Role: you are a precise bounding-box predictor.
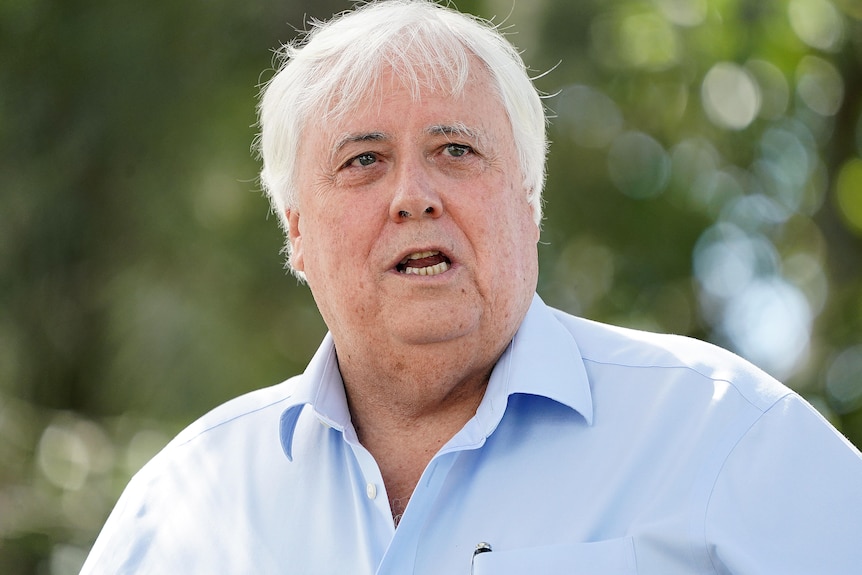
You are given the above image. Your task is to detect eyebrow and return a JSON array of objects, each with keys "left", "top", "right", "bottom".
[
  {"left": 332, "top": 131, "right": 388, "bottom": 156},
  {"left": 427, "top": 123, "right": 480, "bottom": 140}
]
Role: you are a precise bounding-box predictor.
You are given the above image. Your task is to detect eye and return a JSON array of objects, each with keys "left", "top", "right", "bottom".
[
  {"left": 346, "top": 152, "right": 377, "bottom": 168},
  {"left": 444, "top": 143, "right": 472, "bottom": 158}
]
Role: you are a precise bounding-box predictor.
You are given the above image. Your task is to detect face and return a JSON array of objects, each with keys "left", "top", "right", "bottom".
[{"left": 288, "top": 65, "right": 539, "bottom": 361}]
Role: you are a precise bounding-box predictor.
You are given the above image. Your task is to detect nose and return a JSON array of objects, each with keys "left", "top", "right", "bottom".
[{"left": 389, "top": 160, "right": 443, "bottom": 222}]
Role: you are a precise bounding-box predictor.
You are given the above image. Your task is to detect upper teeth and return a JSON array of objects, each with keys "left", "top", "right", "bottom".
[{"left": 401, "top": 250, "right": 438, "bottom": 263}]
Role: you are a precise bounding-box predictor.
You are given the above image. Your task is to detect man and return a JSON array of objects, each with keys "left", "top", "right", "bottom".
[{"left": 81, "top": 1, "right": 862, "bottom": 573}]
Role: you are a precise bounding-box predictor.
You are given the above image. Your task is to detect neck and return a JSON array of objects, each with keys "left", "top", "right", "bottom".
[
  {"left": 335, "top": 339, "right": 503, "bottom": 525},
  {"left": 337, "top": 338, "right": 499, "bottom": 439}
]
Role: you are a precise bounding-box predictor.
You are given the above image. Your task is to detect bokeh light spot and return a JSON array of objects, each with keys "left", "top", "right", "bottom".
[
  {"left": 620, "top": 12, "right": 679, "bottom": 70},
  {"left": 591, "top": 9, "right": 680, "bottom": 71},
  {"left": 721, "top": 277, "right": 812, "bottom": 380},
  {"left": 754, "top": 126, "right": 814, "bottom": 212},
  {"left": 702, "top": 62, "right": 761, "bottom": 130},
  {"left": 549, "top": 236, "right": 616, "bottom": 315},
  {"left": 783, "top": 251, "right": 829, "bottom": 315},
  {"left": 34, "top": 416, "right": 113, "bottom": 494},
  {"left": 670, "top": 138, "right": 721, "bottom": 192},
  {"left": 796, "top": 55, "right": 844, "bottom": 117},
  {"left": 655, "top": 0, "right": 708, "bottom": 26},
  {"left": 693, "top": 223, "right": 780, "bottom": 300},
  {"left": 38, "top": 423, "right": 90, "bottom": 491},
  {"left": 834, "top": 157, "right": 862, "bottom": 235},
  {"left": 688, "top": 168, "right": 745, "bottom": 216},
  {"left": 788, "top": 0, "right": 845, "bottom": 52},
  {"left": 746, "top": 59, "right": 790, "bottom": 121},
  {"left": 555, "top": 84, "right": 624, "bottom": 149},
  {"left": 825, "top": 344, "right": 862, "bottom": 413},
  {"left": 607, "top": 131, "right": 670, "bottom": 199},
  {"left": 720, "top": 194, "right": 791, "bottom": 230}
]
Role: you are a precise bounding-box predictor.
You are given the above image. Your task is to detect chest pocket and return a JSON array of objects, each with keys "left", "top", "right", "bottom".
[{"left": 471, "top": 537, "right": 637, "bottom": 575}]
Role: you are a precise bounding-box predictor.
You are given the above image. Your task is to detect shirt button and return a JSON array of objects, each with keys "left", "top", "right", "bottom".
[{"left": 366, "top": 483, "right": 377, "bottom": 500}]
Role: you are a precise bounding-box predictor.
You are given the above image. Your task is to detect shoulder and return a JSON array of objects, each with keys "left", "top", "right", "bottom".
[
  {"left": 166, "top": 375, "right": 302, "bottom": 448},
  {"left": 80, "top": 378, "right": 307, "bottom": 574},
  {"left": 114, "top": 376, "right": 303, "bottom": 488},
  {"left": 547, "top": 305, "right": 791, "bottom": 413}
]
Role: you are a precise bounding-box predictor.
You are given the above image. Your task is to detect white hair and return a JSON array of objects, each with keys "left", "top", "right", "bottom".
[{"left": 256, "top": 0, "right": 547, "bottom": 269}]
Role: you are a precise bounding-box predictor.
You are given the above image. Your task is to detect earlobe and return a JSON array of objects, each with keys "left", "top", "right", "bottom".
[{"left": 286, "top": 209, "right": 305, "bottom": 272}]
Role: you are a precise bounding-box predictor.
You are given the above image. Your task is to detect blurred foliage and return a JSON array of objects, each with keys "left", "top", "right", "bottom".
[{"left": 1, "top": 0, "right": 861, "bottom": 573}]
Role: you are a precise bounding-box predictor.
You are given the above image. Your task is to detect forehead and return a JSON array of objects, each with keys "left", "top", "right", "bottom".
[{"left": 310, "top": 66, "right": 510, "bottom": 148}]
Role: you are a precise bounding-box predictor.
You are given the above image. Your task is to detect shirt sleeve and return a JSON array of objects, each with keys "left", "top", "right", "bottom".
[{"left": 705, "top": 393, "right": 862, "bottom": 574}]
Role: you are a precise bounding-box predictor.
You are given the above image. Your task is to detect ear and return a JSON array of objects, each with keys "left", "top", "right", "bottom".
[
  {"left": 286, "top": 209, "right": 305, "bottom": 272},
  {"left": 527, "top": 192, "right": 541, "bottom": 243}
]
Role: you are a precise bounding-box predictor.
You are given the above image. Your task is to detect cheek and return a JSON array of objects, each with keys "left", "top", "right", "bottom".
[
  {"left": 304, "top": 208, "right": 377, "bottom": 279},
  {"left": 500, "top": 187, "right": 540, "bottom": 271},
  {"left": 299, "top": 216, "right": 336, "bottom": 284}
]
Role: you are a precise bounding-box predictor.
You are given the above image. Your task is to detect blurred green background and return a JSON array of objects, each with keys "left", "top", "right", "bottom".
[{"left": 2, "top": 0, "right": 861, "bottom": 572}]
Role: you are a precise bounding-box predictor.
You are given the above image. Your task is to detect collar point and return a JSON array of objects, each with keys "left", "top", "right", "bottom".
[{"left": 279, "top": 404, "right": 307, "bottom": 461}]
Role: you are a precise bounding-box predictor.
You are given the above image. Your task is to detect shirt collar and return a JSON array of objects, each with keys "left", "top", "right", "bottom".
[
  {"left": 280, "top": 293, "right": 593, "bottom": 460},
  {"left": 279, "top": 332, "right": 350, "bottom": 461},
  {"left": 470, "top": 293, "right": 594, "bottom": 441}
]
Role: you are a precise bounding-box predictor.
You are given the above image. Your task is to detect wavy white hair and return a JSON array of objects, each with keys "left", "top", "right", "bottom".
[{"left": 256, "top": 0, "right": 547, "bottom": 269}]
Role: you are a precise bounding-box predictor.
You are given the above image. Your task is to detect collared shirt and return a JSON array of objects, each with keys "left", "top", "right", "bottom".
[{"left": 81, "top": 294, "right": 862, "bottom": 574}]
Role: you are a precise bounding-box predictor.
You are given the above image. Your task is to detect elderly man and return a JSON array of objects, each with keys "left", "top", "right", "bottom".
[{"left": 82, "top": 1, "right": 862, "bottom": 574}]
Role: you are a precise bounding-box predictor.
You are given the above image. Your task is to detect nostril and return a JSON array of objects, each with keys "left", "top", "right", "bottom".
[
  {"left": 399, "top": 210, "right": 411, "bottom": 218},
  {"left": 424, "top": 206, "right": 434, "bottom": 214}
]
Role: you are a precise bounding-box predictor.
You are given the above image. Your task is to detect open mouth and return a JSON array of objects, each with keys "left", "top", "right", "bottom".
[{"left": 395, "top": 250, "right": 452, "bottom": 276}]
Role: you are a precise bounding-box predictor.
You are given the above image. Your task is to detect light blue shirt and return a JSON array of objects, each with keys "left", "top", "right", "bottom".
[{"left": 81, "top": 294, "right": 862, "bottom": 574}]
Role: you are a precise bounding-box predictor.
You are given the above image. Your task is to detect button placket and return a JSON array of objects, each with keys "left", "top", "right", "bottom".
[{"left": 347, "top": 441, "right": 393, "bottom": 524}]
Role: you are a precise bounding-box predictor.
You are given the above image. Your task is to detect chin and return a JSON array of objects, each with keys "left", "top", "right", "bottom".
[{"left": 389, "top": 306, "right": 481, "bottom": 346}]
